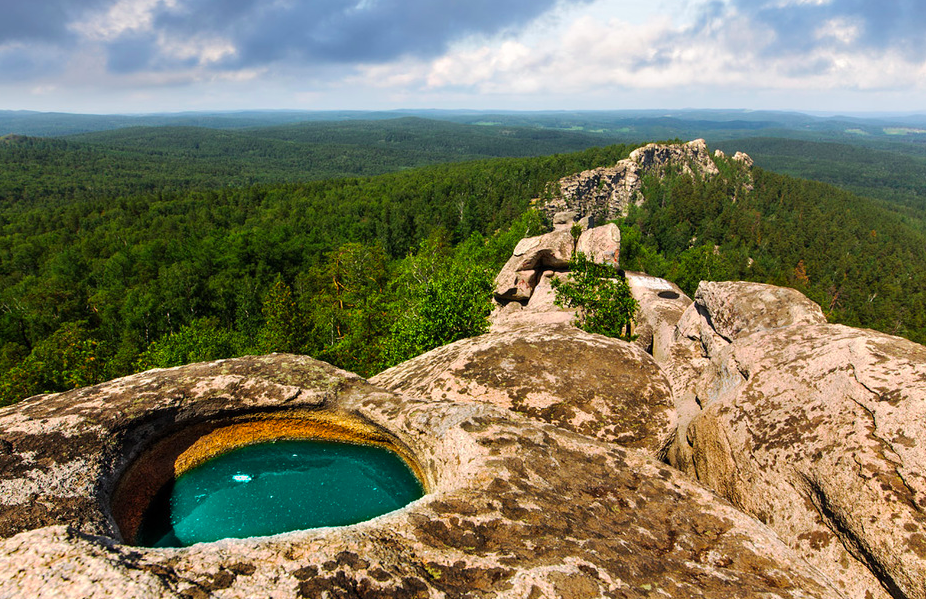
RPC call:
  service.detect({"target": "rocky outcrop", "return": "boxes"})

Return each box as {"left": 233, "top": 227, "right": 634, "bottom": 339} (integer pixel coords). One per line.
{"left": 539, "top": 139, "right": 731, "bottom": 224}
{"left": 491, "top": 221, "right": 621, "bottom": 330}
{"left": 372, "top": 324, "right": 676, "bottom": 454}
{"left": 625, "top": 271, "right": 692, "bottom": 362}
{"left": 0, "top": 353, "right": 844, "bottom": 598}
{"left": 662, "top": 281, "right": 926, "bottom": 599}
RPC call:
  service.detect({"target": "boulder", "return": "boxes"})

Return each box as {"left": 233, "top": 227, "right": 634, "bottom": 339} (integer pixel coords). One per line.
{"left": 372, "top": 324, "right": 676, "bottom": 454}
{"left": 0, "top": 354, "right": 843, "bottom": 598}
{"left": 693, "top": 281, "right": 827, "bottom": 342}
{"left": 576, "top": 222, "right": 620, "bottom": 267}
{"left": 489, "top": 272, "right": 576, "bottom": 331}
{"left": 663, "top": 282, "right": 926, "bottom": 599}
{"left": 552, "top": 210, "right": 578, "bottom": 229}
{"left": 625, "top": 271, "right": 692, "bottom": 362}
{"left": 493, "top": 229, "right": 573, "bottom": 302}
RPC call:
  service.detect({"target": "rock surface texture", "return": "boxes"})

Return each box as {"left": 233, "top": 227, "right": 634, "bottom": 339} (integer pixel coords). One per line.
{"left": 539, "top": 139, "right": 726, "bottom": 224}
{"left": 625, "top": 271, "right": 692, "bottom": 362}
{"left": 662, "top": 281, "right": 926, "bottom": 599}
{"left": 0, "top": 353, "right": 845, "bottom": 598}
{"left": 372, "top": 324, "right": 676, "bottom": 454}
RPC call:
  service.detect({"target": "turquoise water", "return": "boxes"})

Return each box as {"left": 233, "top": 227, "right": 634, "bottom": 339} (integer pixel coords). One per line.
{"left": 137, "top": 440, "right": 423, "bottom": 547}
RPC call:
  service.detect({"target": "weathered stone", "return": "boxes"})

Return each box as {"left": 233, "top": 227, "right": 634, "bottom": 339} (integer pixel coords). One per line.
{"left": 733, "top": 151, "right": 755, "bottom": 167}
{"left": 0, "top": 354, "right": 842, "bottom": 598}
{"left": 539, "top": 139, "right": 741, "bottom": 224}
{"left": 576, "top": 222, "right": 620, "bottom": 267}
{"left": 373, "top": 324, "right": 676, "bottom": 454}
{"left": 662, "top": 282, "right": 926, "bottom": 599}
{"left": 494, "top": 268, "right": 540, "bottom": 302}
{"left": 493, "top": 230, "right": 573, "bottom": 302}
{"left": 625, "top": 271, "right": 692, "bottom": 362}
{"left": 694, "top": 281, "right": 827, "bottom": 342}
{"left": 489, "top": 272, "right": 576, "bottom": 331}
{"left": 552, "top": 210, "right": 578, "bottom": 229}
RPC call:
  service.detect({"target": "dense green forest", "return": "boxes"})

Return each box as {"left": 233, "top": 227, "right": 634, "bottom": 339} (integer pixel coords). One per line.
{"left": 0, "top": 144, "right": 634, "bottom": 404}
{"left": 715, "top": 138, "right": 926, "bottom": 220}
{"left": 0, "top": 119, "right": 611, "bottom": 209}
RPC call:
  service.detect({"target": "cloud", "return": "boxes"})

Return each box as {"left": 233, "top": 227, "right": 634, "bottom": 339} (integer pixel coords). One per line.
{"left": 728, "top": 0, "right": 926, "bottom": 59}
{"left": 0, "top": 0, "right": 111, "bottom": 44}
{"left": 62, "top": 0, "right": 594, "bottom": 74}
{"left": 357, "top": 0, "right": 926, "bottom": 103}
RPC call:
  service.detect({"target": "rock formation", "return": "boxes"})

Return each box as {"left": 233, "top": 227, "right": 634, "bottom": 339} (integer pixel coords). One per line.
{"left": 661, "top": 281, "right": 926, "bottom": 599}
{"left": 538, "top": 139, "right": 733, "bottom": 224}
{"left": 491, "top": 213, "right": 621, "bottom": 331}
{"left": 625, "top": 271, "right": 691, "bottom": 362}
{"left": 0, "top": 354, "right": 844, "bottom": 598}
{"left": 372, "top": 323, "right": 676, "bottom": 454}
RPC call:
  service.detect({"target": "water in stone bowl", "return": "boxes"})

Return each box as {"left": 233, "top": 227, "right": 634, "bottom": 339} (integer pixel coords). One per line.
{"left": 137, "top": 440, "right": 424, "bottom": 547}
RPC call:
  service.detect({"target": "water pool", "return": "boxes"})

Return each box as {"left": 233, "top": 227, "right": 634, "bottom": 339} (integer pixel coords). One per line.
{"left": 137, "top": 439, "right": 424, "bottom": 547}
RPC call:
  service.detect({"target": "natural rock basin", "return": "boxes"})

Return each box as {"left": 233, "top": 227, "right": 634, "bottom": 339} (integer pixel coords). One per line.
{"left": 136, "top": 440, "right": 424, "bottom": 548}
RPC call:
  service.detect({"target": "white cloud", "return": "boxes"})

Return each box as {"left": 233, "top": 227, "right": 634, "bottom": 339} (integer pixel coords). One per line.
{"left": 815, "top": 18, "right": 861, "bottom": 45}
{"left": 70, "top": 0, "right": 179, "bottom": 41}
{"left": 355, "top": 0, "right": 926, "bottom": 104}
{"left": 156, "top": 33, "right": 237, "bottom": 65}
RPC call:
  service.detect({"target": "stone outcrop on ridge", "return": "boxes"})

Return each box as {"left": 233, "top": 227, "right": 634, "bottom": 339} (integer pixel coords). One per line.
{"left": 372, "top": 323, "right": 676, "bottom": 454}
{"left": 538, "top": 139, "right": 732, "bottom": 224}
{"left": 0, "top": 353, "right": 844, "bottom": 598}
{"left": 625, "top": 271, "right": 692, "bottom": 362}
{"left": 491, "top": 216, "right": 621, "bottom": 331}
{"left": 661, "top": 281, "right": 926, "bottom": 599}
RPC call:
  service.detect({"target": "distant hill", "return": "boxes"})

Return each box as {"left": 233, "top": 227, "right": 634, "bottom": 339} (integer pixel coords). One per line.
{"left": 0, "top": 118, "right": 614, "bottom": 209}
{"left": 715, "top": 137, "right": 926, "bottom": 219}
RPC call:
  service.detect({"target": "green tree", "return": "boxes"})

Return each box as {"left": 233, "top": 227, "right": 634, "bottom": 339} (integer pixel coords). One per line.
{"left": 136, "top": 318, "right": 247, "bottom": 370}
{"left": 383, "top": 232, "right": 494, "bottom": 368}
{"left": 551, "top": 252, "right": 638, "bottom": 340}
{"left": 0, "top": 321, "right": 105, "bottom": 406}
{"left": 256, "top": 277, "right": 307, "bottom": 354}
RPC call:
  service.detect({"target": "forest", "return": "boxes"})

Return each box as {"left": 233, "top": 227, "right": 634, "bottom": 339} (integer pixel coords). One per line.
{"left": 0, "top": 143, "right": 633, "bottom": 404}
{"left": 2, "top": 116, "right": 926, "bottom": 406}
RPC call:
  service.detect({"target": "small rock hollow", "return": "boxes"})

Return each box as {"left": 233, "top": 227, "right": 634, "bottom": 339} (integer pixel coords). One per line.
{"left": 112, "top": 411, "right": 426, "bottom": 546}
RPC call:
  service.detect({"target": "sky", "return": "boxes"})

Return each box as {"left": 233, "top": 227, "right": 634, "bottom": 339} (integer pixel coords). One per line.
{"left": 1, "top": 0, "right": 926, "bottom": 114}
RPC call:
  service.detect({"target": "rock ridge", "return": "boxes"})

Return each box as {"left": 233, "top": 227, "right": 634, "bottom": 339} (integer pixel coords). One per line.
{"left": 536, "top": 139, "right": 751, "bottom": 224}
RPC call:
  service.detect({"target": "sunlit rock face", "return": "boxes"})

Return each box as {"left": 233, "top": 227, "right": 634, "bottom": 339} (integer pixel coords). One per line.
{"left": 537, "top": 139, "right": 731, "bottom": 224}
{"left": 372, "top": 323, "right": 677, "bottom": 456}
{"left": 0, "top": 353, "right": 843, "bottom": 598}
{"left": 661, "top": 281, "right": 926, "bottom": 599}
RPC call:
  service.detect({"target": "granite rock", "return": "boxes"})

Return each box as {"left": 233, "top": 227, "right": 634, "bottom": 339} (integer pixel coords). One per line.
{"left": 663, "top": 282, "right": 926, "bottom": 599}
{"left": 0, "top": 353, "right": 842, "bottom": 598}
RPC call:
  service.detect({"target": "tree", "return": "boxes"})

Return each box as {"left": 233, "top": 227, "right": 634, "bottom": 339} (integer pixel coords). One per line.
{"left": 551, "top": 252, "right": 638, "bottom": 340}
{"left": 383, "top": 232, "right": 493, "bottom": 368}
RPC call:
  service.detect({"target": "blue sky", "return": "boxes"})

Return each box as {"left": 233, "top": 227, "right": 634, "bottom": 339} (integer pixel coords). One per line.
{"left": 1, "top": 0, "right": 925, "bottom": 114}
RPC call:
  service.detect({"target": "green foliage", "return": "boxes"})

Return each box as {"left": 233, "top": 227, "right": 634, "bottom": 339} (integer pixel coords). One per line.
{"left": 551, "top": 253, "right": 639, "bottom": 340}
{"left": 136, "top": 318, "right": 249, "bottom": 370}
{"left": 256, "top": 278, "right": 308, "bottom": 355}
{"left": 383, "top": 232, "right": 494, "bottom": 368}
{"left": 0, "top": 322, "right": 105, "bottom": 406}
{"left": 617, "top": 153, "right": 926, "bottom": 343}
{"left": 306, "top": 243, "right": 392, "bottom": 377}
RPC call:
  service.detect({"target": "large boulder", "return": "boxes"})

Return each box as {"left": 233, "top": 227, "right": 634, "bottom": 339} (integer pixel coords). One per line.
{"left": 494, "top": 230, "right": 573, "bottom": 302}
{"left": 663, "top": 282, "right": 926, "bottom": 599}
{"left": 490, "top": 271, "right": 576, "bottom": 331}
{"left": 625, "top": 271, "right": 692, "bottom": 362}
{"left": 372, "top": 324, "right": 676, "bottom": 454}
{"left": 0, "top": 354, "right": 843, "bottom": 598}
{"left": 576, "top": 222, "right": 620, "bottom": 267}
